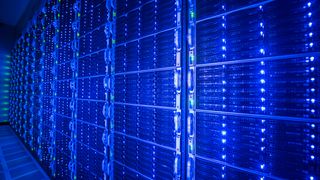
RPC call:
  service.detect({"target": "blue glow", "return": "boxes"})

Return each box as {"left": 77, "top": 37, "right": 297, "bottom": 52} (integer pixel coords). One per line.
{"left": 8, "top": 0, "right": 320, "bottom": 179}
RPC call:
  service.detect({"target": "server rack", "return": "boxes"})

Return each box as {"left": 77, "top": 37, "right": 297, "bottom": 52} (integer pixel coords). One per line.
{"left": 113, "top": 0, "right": 182, "bottom": 179}
{"left": 188, "top": 0, "right": 320, "bottom": 179}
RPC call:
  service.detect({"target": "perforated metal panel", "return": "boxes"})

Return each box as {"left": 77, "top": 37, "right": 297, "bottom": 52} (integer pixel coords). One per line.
{"left": 187, "top": 0, "right": 320, "bottom": 179}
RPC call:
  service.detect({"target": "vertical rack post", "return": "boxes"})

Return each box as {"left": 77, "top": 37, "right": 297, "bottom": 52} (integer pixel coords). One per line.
{"left": 174, "top": 0, "right": 182, "bottom": 179}
{"left": 103, "top": 0, "right": 116, "bottom": 179}
{"left": 187, "top": 0, "right": 196, "bottom": 179}
{"left": 38, "top": 6, "right": 47, "bottom": 162}
{"left": 29, "top": 22, "right": 37, "bottom": 151}
{"left": 69, "top": 1, "right": 80, "bottom": 179}
{"left": 258, "top": 4, "right": 267, "bottom": 180}
{"left": 25, "top": 32, "right": 31, "bottom": 145}
{"left": 305, "top": 1, "right": 317, "bottom": 179}
{"left": 22, "top": 34, "right": 28, "bottom": 143}
{"left": 49, "top": 0, "right": 60, "bottom": 177}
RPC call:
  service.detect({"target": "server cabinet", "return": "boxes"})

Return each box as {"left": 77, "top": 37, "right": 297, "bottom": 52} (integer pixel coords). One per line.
{"left": 187, "top": 0, "right": 320, "bottom": 179}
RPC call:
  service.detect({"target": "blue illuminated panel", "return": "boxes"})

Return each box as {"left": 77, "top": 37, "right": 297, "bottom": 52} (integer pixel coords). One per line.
{"left": 188, "top": 0, "right": 320, "bottom": 179}
{"left": 8, "top": 0, "right": 320, "bottom": 179}
{"left": 114, "top": 0, "right": 182, "bottom": 179}
{"left": 75, "top": 0, "right": 108, "bottom": 179}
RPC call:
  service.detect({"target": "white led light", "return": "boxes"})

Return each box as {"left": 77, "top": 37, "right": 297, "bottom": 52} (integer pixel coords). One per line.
{"left": 308, "top": 22, "right": 312, "bottom": 27}
{"left": 310, "top": 57, "right": 314, "bottom": 61}
{"left": 261, "top": 97, "right": 265, "bottom": 102}
{"left": 260, "top": 79, "right": 265, "bottom": 84}
{"left": 311, "top": 145, "right": 315, "bottom": 149}
{"left": 308, "top": 2, "right": 311, "bottom": 7}
{"left": 222, "top": 139, "right": 226, "bottom": 144}
{"left": 261, "top": 88, "right": 265, "bottom": 93}
{"left": 260, "top": 22, "right": 264, "bottom": 27}
{"left": 311, "top": 134, "right": 315, "bottom": 139}
{"left": 261, "top": 106, "right": 266, "bottom": 111}
{"left": 260, "top": 70, "right": 265, "bottom": 75}
{"left": 309, "top": 42, "right": 314, "bottom": 47}
{"left": 311, "top": 99, "right": 315, "bottom": 103}
{"left": 310, "top": 67, "right": 315, "bottom": 71}
{"left": 311, "top": 155, "right": 315, "bottom": 160}
{"left": 221, "top": 131, "right": 226, "bottom": 136}
{"left": 309, "top": 32, "right": 313, "bottom": 37}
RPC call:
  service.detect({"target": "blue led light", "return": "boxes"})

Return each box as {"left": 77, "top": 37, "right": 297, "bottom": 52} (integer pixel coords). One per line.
{"left": 308, "top": 2, "right": 312, "bottom": 7}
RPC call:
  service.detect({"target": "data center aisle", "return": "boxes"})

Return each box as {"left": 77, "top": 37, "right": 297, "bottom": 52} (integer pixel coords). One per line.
{"left": 0, "top": 126, "right": 49, "bottom": 180}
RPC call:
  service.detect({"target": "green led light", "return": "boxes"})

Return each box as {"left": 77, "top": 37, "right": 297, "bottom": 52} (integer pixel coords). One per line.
{"left": 190, "top": 11, "right": 195, "bottom": 18}
{"left": 113, "top": 12, "right": 116, "bottom": 17}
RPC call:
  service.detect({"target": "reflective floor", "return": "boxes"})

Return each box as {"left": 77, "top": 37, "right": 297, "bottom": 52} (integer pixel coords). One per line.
{"left": 0, "top": 126, "right": 48, "bottom": 180}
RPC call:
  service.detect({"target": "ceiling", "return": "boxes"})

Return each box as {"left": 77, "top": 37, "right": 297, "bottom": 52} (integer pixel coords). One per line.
{"left": 0, "top": 0, "right": 41, "bottom": 50}
{"left": 0, "top": 0, "right": 31, "bottom": 26}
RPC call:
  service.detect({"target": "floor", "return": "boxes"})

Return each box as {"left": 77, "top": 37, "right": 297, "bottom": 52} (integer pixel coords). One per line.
{"left": 0, "top": 126, "right": 49, "bottom": 180}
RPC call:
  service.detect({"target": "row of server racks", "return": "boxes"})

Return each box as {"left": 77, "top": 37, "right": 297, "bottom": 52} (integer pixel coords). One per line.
{"left": 8, "top": 0, "right": 320, "bottom": 179}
